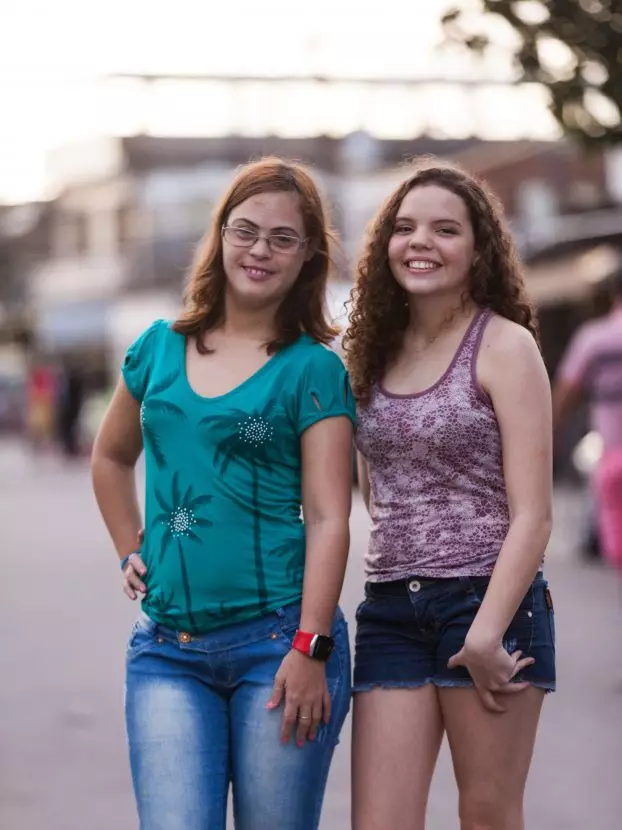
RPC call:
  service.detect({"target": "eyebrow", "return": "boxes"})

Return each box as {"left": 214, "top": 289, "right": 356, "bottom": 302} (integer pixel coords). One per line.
{"left": 231, "top": 218, "right": 302, "bottom": 235}
{"left": 395, "top": 216, "right": 463, "bottom": 227}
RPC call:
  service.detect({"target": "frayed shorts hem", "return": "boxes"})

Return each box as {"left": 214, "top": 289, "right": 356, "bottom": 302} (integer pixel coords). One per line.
{"left": 352, "top": 678, "right": 556, "bottom": 694}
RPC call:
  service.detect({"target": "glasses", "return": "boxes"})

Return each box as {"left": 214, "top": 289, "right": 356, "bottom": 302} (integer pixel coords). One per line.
{"left": 222, "top": 225, "right": 307, "bottom": 254}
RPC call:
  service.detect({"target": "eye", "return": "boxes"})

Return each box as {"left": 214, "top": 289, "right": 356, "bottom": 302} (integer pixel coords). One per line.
{"left": 437, "top": 227, "right": 458, "bottom": 235}
{"left": 393, "top": 225, "right": 412, "bottom": 235}
{"left": 231, "top": 227, "right": 256, "bottom": 240}
{"left": 270, "top": 234, "right": 299, "bottom": 249}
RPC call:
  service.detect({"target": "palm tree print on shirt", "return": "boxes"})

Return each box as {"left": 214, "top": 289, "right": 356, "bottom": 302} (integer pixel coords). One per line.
{"left": 141, "top": 371, "right": 185, "bottom": 468}
{"left": 151, "top": 472, "right": 213, "bottom": 628}
{"left": 201, "top": 403, "right": 280, "bottom": 613}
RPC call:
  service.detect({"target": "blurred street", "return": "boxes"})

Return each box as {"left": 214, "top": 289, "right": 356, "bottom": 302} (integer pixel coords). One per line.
{"left": 1, "top": 439, "right": 620, "bottom": 830}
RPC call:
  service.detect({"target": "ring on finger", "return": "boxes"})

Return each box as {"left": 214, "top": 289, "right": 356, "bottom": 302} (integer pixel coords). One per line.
{"left": 298, "top": 714, "right": 312, "bottom": 720}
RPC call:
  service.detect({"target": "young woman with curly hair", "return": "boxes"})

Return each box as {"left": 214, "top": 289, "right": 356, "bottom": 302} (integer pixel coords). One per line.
{"left": 91, "top": 158, "right": 355, "bottom": 830}
{"left": 344, "top": 160, "right": 555, "bottom": 830}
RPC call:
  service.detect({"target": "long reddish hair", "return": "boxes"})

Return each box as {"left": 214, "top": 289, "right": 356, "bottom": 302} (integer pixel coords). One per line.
{"left": 174, "top": 157, "right": 338, "bottom": 353}
{"left": 344, "top": 158, "right": 539, "bottom": 404}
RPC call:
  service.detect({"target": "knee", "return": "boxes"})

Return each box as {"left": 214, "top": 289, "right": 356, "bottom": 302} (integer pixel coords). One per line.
{"left": 459, "top": 789, "right": 522, "bottom": 830}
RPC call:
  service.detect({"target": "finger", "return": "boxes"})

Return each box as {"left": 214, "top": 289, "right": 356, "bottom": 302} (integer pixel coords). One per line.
{"left": 498, "top": 681, "right": 531, "bottom": 695}
{"left": 266, "top": 679, "right": 285, "bottom": 711}
{"left": 123, "top": 581, "right": 137, "bottom": 601}
{"left": 295, "top": 709, "right": 314, "bottom": 746}
{"left": 477, "top": 686, "right": 505, "bottom": 714}
{"left": 125, "top": 567, "right": 147, "bottom": 594}
{"left": 322, "top": 687, "right": 332, "bottom": 725}
{"left": 447, "top": 649, "right": 465, "bottom": 670}
{"left": 128, "top": 553, "right": 147, "bottom": 577}
{"left": 281, "top": 700, "right": 298, "bottom": 744}
{"left": 512, "top": 657, "right": 535, "bottom": 676}
{"left": 138, "top": 528, "right": 145, "bottom": 545}
{"left": 308, "top": 700, "right": 324, "bottom": 741}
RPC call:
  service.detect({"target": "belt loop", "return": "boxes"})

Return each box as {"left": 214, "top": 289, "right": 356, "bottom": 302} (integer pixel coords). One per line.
{"left": 274, "top": 607, "right": 286, "bottom": 620}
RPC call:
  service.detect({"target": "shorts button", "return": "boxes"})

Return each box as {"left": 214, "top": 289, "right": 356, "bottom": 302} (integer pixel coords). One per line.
{"left": 179, "top": 632, "right": 192, "bottom": 644}
{"left": 408, "top": 580, "right": 421, "bottom": 593}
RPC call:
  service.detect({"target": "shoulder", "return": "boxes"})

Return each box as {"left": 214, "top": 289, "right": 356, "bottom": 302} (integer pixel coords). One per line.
{"left": 288, "top": 336, "right": 346, "bottom": 373}
{"left": 480, "top": 313, "right": 541, "bottom": 366}
{"left": 129, "top": 318, "right": 172, "bottom": 350}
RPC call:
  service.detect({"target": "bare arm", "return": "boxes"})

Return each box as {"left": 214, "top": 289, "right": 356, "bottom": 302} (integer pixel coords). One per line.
{"left": 91, "top": 378, "right": 144, "bottom": 564}
{"left": 357, "top": 451, "right": 371, "bottom": 513}
{"left": 470, "top": 319, "right": 553, "bottom": 644}
{"left": 299, "top": 415, "right": 354, "bottom": 634}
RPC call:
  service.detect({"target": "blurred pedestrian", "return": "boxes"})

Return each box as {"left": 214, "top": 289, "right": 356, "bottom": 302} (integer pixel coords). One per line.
{"left": 553, "top": 264, "right": 622, "bottom": 570}
{"left": 91, "top": 158, "right": 355, "bottom": 830}
{"left": 344, "top": 160, "right": 555, "bottom": 830}
{"left": 25, "top": 357, "right": 56, "bottom": 453}
{"left": 56, "top": 359, "right": 85, "bottom": 458}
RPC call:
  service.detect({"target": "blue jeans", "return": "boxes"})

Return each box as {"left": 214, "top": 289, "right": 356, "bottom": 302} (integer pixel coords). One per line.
{"left": 125, "top": 602, "right": 351, "bottom": 830}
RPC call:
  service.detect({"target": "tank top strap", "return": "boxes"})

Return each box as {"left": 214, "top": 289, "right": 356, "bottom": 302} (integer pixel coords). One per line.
{"left": 449, "top": 307, "right": 492, "bottom": 383}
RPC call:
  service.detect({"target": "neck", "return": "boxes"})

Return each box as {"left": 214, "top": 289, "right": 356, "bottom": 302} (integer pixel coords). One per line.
{"left": 406, "top": 292, "right": 476, "bottom": 343}
{"left": 220, "top": 292, "right": 278, "bottom": 343}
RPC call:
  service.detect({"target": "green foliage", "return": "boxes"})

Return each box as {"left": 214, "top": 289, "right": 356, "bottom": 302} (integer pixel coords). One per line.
{"left": 443, "top": 0, "right": 622, "bottom": 145}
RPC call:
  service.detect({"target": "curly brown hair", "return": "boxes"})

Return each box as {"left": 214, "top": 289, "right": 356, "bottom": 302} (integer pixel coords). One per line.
{"left": 343, "top": 158, "right": 539, "bottom": 404}
{"left": 174, "top": 157, "right": 338, "bottom": 353}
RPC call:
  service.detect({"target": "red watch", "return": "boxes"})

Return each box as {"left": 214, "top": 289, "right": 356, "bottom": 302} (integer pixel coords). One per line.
{"left": 292, "top": 629, "right": 335, "bottom": 662}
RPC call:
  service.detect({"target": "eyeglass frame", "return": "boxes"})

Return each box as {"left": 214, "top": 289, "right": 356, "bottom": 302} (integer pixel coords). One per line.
{"left": 221, "top": 224, "right": 309, "bottom": 254}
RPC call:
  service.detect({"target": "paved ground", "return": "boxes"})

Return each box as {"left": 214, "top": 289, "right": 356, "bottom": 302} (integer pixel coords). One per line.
{"left": 1, "top": 440, "right": 621, "bottom": 829}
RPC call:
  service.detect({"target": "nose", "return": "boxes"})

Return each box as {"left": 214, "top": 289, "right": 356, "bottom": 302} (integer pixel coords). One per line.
{"left": 249, "top": 236, "right": 271, "bottom": 258}
{"left": 408, "top": 228, "right": 432, "bottom": 249}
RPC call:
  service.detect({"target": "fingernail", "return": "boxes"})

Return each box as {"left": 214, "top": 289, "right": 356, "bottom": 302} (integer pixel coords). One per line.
{"left": 297, "top": 740, "right": 304, "bottom": 748}
{"left": 281, "top": 737, "right": 288, "bottom": 745}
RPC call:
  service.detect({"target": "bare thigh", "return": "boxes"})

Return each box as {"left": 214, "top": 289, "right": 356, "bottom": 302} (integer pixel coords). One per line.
{"left": 439, "top": 687, "right": 545, "bottom": 830}
{"left": 351, "top": 686, "right": 444, "bottom": 830}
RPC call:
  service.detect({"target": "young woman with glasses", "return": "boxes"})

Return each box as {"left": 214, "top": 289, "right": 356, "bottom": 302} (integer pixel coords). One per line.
{"left": 91, "top": 158, "right": 355, "bottom": 830}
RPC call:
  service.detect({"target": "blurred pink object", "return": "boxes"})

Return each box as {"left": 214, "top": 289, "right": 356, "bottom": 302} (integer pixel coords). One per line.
{"left": 594, "top": 448, "right": 622, "bottom": 569}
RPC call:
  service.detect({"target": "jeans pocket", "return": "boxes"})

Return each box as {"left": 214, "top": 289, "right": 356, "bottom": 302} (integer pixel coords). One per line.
{"left": 127, "top": 612, "right": 158, "bottom": 660}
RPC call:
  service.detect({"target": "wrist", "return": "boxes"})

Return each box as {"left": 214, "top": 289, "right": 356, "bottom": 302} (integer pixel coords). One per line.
{"left": 292, "top": 629, "right": 335, "bottom": 661}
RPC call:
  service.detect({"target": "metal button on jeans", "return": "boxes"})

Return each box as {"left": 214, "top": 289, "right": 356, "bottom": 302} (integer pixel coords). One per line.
{"left": 179, "top": 632, "right": 192, "bottom": 644}
{"left": 408, "top": 580, "right": 421, "bottom": 593}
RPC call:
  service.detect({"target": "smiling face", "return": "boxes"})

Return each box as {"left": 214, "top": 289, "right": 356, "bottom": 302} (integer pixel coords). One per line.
{"left": 388, "top": 184, "right": 476, "bottom": 302}
{"left": 221, "top": 190, "right": 312, "bottom": 311}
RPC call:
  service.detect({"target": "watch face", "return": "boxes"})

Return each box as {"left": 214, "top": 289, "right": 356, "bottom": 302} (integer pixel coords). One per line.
{"left": 310, "top": 635, "right": 335, "bottom": 661}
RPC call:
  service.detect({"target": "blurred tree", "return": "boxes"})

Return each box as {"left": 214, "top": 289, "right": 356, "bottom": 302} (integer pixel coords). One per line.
{"left": 443, "top": 0, "right": 622, "bottom": 146}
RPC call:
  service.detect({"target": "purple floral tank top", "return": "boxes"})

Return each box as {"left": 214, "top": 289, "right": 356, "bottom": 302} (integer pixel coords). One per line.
{"left": 356, "top": 309, "right": 509, "bottom": 580}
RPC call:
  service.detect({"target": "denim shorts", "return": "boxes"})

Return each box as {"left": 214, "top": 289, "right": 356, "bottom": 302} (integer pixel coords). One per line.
{"left": 353, "top": 572, "right": 556, "bottom": 693}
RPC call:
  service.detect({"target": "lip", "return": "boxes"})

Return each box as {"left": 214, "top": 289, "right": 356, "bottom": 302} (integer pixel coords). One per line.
{"left": 242, "top": 265, "right": 275, "bottom": 282}
{"left": 404, "top": 258, "right": 443, "bottom": 271}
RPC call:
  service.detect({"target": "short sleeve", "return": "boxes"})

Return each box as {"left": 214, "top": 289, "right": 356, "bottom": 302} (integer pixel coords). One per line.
{"left": 557, "top": 324, "right": 595, "bottom": 389}
{"left": 122, "top": 319, "right": 167, "bottom": 402}
{"left": 294, "top": 346, "right": 356, "bottom": 435}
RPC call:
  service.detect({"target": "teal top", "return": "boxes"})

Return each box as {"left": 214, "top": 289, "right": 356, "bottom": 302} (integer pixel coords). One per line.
{"left": 122, "top": 320, "right": 356, "bottom": 634}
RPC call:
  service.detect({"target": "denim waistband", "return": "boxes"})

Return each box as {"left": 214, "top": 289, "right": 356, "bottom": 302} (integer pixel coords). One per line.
{"left": 136, "top": 602, "right": 346, "bottom": 652}
{"left": 366, "top": 572, "right": 544, "bottom": 599}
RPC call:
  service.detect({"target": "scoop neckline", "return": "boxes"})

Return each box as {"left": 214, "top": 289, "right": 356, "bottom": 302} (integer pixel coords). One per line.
{"left": 378, "top": 309, "right": 484, "bottom": 400}
{"left": 179, "top": 331, "right": 300, "bottom": 403}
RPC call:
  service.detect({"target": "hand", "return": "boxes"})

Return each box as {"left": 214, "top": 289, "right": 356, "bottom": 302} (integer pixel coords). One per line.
{"left": 447, "top": 635, "right": 535, "bottom": 714}
{"left": 122, "top": 527, "right": 147, "bottom": 600}
{"left": 266, "top": 649, "right": 331, "bottom": 747}
{"left": 122, "top": 552, "right": 147, "bottom": 600}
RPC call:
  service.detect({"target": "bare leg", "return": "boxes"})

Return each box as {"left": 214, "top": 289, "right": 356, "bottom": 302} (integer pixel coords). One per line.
{"left": 439, "top": 687, "right": 545, "bottom": 830}
{"left": 351, "top": 686, "right": 444, "bottom": 830}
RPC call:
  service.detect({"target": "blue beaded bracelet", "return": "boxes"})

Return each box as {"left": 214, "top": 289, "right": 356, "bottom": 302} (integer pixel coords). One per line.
{"left": 120, "top": 551, "right": 139, "bottom": 571}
